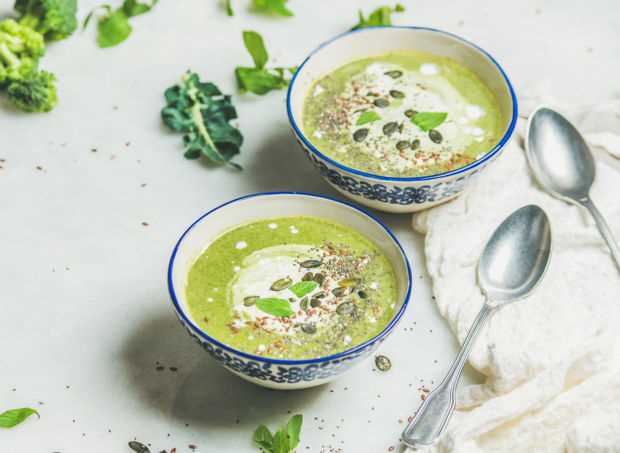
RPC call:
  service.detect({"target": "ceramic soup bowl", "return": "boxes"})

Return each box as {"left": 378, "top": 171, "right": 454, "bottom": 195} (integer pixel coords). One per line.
{"left": 287, "top": 26, "right": 518, "bottom": 213}
{"left": 168, "top": 192, "right": 412, "bottom": 390}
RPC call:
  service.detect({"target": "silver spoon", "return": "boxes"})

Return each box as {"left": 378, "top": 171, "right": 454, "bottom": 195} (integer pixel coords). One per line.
{"left": 401, "top": 205, "right": 552, "bottom": 449}
{"left": 526, "top": 106, "right": 620, "bottom": 269}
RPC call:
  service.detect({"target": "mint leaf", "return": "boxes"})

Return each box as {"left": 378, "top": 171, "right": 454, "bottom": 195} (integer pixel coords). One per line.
{"left": 289, "top": 281, "right": 318, "bottom": 298}
{"left": 256, "top": 298, "right": 294, "bottom": 317}
{"left": 356, "top": 110, "right": 381, "bottom": 126}
{"left": 253, "top": 424, "right": 274, "bottom": 451}
{"left": 251, "top": 0, "right": 293, "bottom": 17}
{"left": 0, "top": 408, "right": 39, "bottom": 428}
{"left": 97, "top": 9, "right": 132, "bottom": 48}
{"left": 243, "top": 31, "right": 269, "bottom": 69}
{"left": 287, "top": 415, "right": 303, "bottom": 450}
{"left": 352, "top": 4, "right": 405, "bottom": 30}
{"left": 411, "top": 111, "right": 448, "bottom": 132}
{"left": 162, "top": 71, "right": 243, "bottom": 169}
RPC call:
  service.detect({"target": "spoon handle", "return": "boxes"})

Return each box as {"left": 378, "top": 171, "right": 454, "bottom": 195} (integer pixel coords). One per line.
{"left": 401, "top": 303, "right": 493, "bottom": 449}
{"left": 581, "top": 198, "right": 620, "bottom": 269}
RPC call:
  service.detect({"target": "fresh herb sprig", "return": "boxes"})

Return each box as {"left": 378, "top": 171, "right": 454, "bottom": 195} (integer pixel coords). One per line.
{"left": 162, "top": 71, "right": 243, "bottom": 169}
{"left": 352, "top": 4, "right": 405, "bottom": 30}
{"left": 226, "top": 0, "right": 293, "bottom": 17}
{"left": 84, "top": 0, "right": 158, "bottom": 48}
{"left": 0, "top": 408, "right": 39, "bottom": 428}
{"left": 253, "top": 414, "right": 303, "bottom": 453}
{"left": 235, "top": 30, "right": 296, "bottom": 95}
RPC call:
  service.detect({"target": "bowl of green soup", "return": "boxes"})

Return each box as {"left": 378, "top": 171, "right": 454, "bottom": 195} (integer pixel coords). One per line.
{"left": 168, "top": 192, "right": 412, "bottom": 389}
{"left": 287, "top": 26, "right": 517, "bottom": 213}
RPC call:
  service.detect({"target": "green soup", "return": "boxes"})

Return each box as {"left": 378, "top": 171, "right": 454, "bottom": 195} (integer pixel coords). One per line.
{"left": 185, "top": 216, "right": 398, "bottom": 360}
{"left": 302, "top": 52, "right": 505, "bottom": 177}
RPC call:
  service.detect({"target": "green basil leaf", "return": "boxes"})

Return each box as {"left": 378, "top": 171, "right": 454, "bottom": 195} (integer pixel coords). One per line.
{"left": 243, "top": 30, "right": 269, "bottom": 69}
{"left": 356, "top": 110, "right": 381, "bottom": 126}
{"left": 235, "top": 67, "right": 288, "bottom": 95}
{"left": 289, "top": 281, "right": 318, "bottom": 298}
{"left": 272, "top": 429, "right": 289, "bottom": 453}
{"left": 253, "top": 424, "right": 274, "bottom": 451}
{"left": 352, "top": 4, "right": 405, "bottom": 30}
{"left": 286, "top": 414, "right": 303, "bottom": 450}
{"left": 256, "top": 298, "right": 294, "bottom": 317}
{"left": 0, "top": 408, "right": 39, "bottom": 428}
{"left": 411, "top": 111, "right": 448, "bottom": 132}
{"left": 251, "top": 0, "right": 293, "bottom": 17}
{"left": 97, "top": 9, "right": 132, "bottom": 48}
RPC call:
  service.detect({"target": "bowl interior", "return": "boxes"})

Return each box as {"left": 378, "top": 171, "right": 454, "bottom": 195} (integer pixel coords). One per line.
{"left": 289, "top": 27, "right": 515, "bottom": 160}
{"left": 169, "top": 193, "right": 411, "bottom": 355}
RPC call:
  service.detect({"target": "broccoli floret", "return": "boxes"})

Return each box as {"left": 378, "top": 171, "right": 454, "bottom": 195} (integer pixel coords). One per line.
{"left": 6, "top": 69, "right": 57, "bottom": 112}
{"left": 0, "top": 18, "right": 45, "bottom": 84}
{"left": 15, "top": 0, "right": 78, "bottom": 41}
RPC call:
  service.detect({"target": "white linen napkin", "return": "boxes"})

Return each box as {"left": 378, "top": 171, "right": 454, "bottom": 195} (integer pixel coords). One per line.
{"left": 411, "top": 94, "right": 620, "bottom": 452}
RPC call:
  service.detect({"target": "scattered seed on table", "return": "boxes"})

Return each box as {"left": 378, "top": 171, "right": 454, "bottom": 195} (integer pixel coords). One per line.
{"left": 375, "top": 355, "right": 392, "bottom": 372}
{"left": 128, "top": 441, "right": 150, "bottom": 453}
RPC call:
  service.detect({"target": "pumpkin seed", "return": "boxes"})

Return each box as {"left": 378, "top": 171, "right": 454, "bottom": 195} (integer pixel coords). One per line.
{"left": 396, "top": 140, "right": 410, "bottom": 151}
{"left": 301, "top": 323, "right": 317, "bottom": 334}
{"left": 384, "top": 70, "right": 403, "bottom": 79}
{"left": 375, "top": 355, "right": 392, "bottom": 372}
{"left": 301, "top": 272, "right": 314, "bottom": 281}
{"left": 332, "top": 287, "right": 350, "bottom": 297}
{"left": 338, "top": 278, "right": 361, "bottom": 288}
{"left": 390, "top": 89, "right": 405, "bottom": 99}
{"left": 300, "top": 259, "right": 322, "bottom": 268}
{"left": 429, "top": 129, "right": 443, "bottom": 144}
{"left": 336, "top": 301, "right": 356, "bottom": 316}
{"left": 398, "top": 122, "right": 404, "bottom": 134}
{"left": 382, "top": 121, "right": 398, "bottom": 136}
{"left": 128, "top": 441, "right": 150, "bottom": 453}
{"left": 313, "top": 273, "right": 325, "bottom": 285}
{"left": 270, "top": 277, "right": 292, "bottom": 291}
{"left": 358, "top": 290, "right": 368, "bottom": 299}
{"left": 300, "top": 297, "right": 309, "bottom": 310}
{"left": 374, "top": 98, "right": 390, "bottom": 108}
{"left": 310, "top": 297, "right": 321, "bottom": 308}
{"left": 367, "top": 91, "right": 380, "bottom": 97}
{"left": 314, "top": 291, "right": 326, "bottom": 299}
{"left": 404, "top": 109, "right": 418, "bottom": 118}
{"left": 411, "top": 138, "right": 421, "bottom": 150}
{"left": 243, "top": 296, "right": 259, "bottom": 307}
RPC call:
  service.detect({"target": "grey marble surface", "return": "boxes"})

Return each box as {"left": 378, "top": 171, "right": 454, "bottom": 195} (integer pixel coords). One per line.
{"left": 1, "top": 0, "right": 619, "bottom": 452}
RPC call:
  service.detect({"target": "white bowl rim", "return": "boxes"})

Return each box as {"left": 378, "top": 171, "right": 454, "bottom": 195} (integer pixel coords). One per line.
{"left": 286, "top": 25, "right": 519, "bottom": 183}
{"left": 167, "top": 191, "right": 413, "bottom": 366}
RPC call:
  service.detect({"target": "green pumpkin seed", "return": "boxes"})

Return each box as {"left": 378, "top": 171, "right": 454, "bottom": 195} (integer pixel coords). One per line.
{"left": 302, "top": 272, "right": 314, "bottom": 281}
{"left": 336, "top": 301, "right": 355, "bottom": 316}
{"left": 374, "top": 98, "right": 390, "bottom": 108}
{"left": 129, "top": 441, "right": 150, "bottom": 453}
{"left": 429, "top": 129, "right": 443, "bottom": 144}
{"left": 358, "top": 290, "right": 368, "bottom": 299}
{"left": 300, "top": 297, "right": 309, "bottom": 310}
{"left": 411, "top": 138, "right": 421, "bottom": 150}
{"left": 404, "top": 109, "right": 418, "bottom": 118}
{"left": 353, "top": 128, "right": 369, "bottom": 142}
{"left": 270, "top": 277, "right": 293, "bottom": 291}
{"left": 310, "top": 297, "right": 321, "bottom": 308}
{"left": 384, "top": 70, "right": 403, "bottom": 79}
{"left": 314, "top": 291, "right": 326, "bottom": 299}
{"left": 375, "top": 355, "right": 392, "bottom": 372}
{"left": 301, "top": 323, "right": 317, "bottom": 334}
{"left": 332, "top": 286, "right": 350, "bottom": 297}
{"left": 382, "top": 122, "right": 398, "bottom": 136}
{"left": 243, "top": 296, "right": 259, "bottom": 307}
{"left": 313, "top": 273, "right": 325, "bottom": 285}
{"left": 396, "top": 140, "right": 410, "bottom": 151}
{"left": 390, "top": 89, "right": 405, "bottom": 99}
{"left": 338, "top": 278, "right": 361, "bottom": 288}
{"left": 300, "top": 259, "right": 322, "bottom": 268}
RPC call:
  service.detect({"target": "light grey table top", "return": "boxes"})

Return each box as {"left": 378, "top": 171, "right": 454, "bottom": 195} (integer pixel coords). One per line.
{"left": 2, "top": 1, "right": 619, "bottom": 452}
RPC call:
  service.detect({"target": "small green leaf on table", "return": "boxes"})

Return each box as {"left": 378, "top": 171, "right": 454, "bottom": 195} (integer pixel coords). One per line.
{"left": 352, "top": 4, "right": 405, "bottom": 30}
{"left": 0, "top": 408, "right": 39, "bottom": 428}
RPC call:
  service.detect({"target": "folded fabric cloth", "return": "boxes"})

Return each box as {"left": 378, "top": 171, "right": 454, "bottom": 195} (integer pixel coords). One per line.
{"left": 411, "top": 95, "right": 620, "bottom": 452}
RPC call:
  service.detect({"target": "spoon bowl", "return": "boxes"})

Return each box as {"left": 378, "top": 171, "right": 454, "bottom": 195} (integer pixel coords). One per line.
{"left": 526, "top": 107, "right": 595, "bottom": 202}
{"left": 478, "top": 205, "right": 552, "bottom": 303}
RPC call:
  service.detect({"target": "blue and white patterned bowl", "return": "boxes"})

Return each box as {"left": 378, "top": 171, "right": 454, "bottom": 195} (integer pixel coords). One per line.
{"left": 287, "top": 26, "right": 518, "bottom": 213}
{"left": 168, "top": 192, "right": 412, "bottom": 390}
